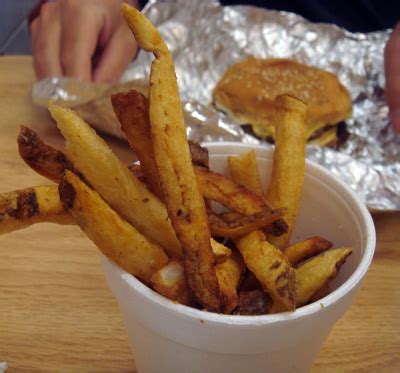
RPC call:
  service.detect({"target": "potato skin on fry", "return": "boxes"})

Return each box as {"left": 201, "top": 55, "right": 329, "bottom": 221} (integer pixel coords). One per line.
{"left": 18, "top": 126, "right": 82, "bottom": 183}
{"left": 60, "top": 171, "right": 168, "bottom": 284}
{"left": 111, "top": 90, "right": 164, "bottom": 200}
{"left": 296, "top": 247, "right": 352, "bottom": 306}
{"left": 266, "top": 95, "right": 308, "bottom": 248}
{"left": 195, "top": 166, "right": 268, "bottom": 215}
{"left": 235, "top": 230, "right": 296, "bottom": 310}
{"left": 122, "top": 5, "right": 221, "bottom": 311}
{"left": 0, "top": 185, "right": 72, "bottom": 234}
{"left": 208, "top": 209, "right": 285, "bottom": 238}
{"left": 196, "top": 166, "right": 287, "bottom": 236}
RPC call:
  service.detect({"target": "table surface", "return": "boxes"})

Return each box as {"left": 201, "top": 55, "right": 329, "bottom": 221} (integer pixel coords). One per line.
{"left": 0, "top": 56, "right": 399, "bottom": 373}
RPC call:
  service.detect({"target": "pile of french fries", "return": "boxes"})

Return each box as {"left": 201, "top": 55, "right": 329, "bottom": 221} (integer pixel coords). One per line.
{"left": 0, "top": 5, "right": 353, "bottom": 315}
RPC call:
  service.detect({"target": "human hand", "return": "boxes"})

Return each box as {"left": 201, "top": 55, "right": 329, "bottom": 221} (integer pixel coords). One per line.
{"left": 385, "top": 22, "right": 400, "bottom": 133}
{"left": 30, "top": 0, "right": 139, "bottom": 83}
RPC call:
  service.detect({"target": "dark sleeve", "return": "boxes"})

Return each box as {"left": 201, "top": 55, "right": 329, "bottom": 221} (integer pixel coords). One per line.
{"left": 221, "top": 0, "right": 399, "bottom": 32}
{"left": 138, "top": 0, "right": 148, "bottom": 10}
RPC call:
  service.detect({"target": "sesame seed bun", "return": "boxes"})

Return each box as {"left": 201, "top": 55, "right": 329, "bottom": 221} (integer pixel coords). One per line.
{"left": 212, "top": 58, "right": 352, "bottom": 142}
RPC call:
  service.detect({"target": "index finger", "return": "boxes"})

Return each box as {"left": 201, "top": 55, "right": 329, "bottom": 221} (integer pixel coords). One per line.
{"left": 385, "top": 23, "right": 400, "bottom": 132}
{"left": 60, "top": 5, "right": 101, "bottom": 81}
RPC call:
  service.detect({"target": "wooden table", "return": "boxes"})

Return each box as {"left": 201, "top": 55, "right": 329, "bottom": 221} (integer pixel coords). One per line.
{"left": 0, "top": 56, "right": 399, "bottom": 372}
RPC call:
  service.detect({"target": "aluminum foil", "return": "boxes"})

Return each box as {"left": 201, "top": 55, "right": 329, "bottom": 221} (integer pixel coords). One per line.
{"left": 32, "top": 0, "right": 399, "bottom": 211}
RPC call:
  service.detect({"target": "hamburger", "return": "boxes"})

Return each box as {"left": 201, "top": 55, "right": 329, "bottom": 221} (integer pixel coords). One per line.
{"left": 212, "top": 58, "right": 352, "bottom": 146}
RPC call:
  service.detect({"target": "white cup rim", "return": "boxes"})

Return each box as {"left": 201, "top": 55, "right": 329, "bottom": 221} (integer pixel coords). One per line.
{"left": 112, "top": 142, "right": 376, "bottom": 326}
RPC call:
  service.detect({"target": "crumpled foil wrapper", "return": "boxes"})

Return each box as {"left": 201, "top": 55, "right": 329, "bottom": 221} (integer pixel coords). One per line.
{"left": 32, "top": 0, "right": 399, "bottom": 211}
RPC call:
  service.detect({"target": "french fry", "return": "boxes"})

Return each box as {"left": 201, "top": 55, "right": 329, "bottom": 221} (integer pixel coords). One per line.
{"left": 18, "top": 126, "right": 83, "bottom": 183}
{"left": 0, "top": 185, "right": 72, "bottom": 234}
{"left": 228, "top": 150, "right": 263, "bottom": 195}
{"left": 266, "top": 95, "right": 308, "bottom": 248}
{"left": 49, "top": 103, "right": 182, "bottom": 259}
{"left": 59, "top": 170, "right": 168, "bottom": 284}
{"left": 216, "top": 252, "right": 245, "bottom": 314}
{"left": 122, "top": 5, "right": 220, "bottom": 311}
{"left": 111, "top": 90, "right": 164, "bottom": 200}
{"left": 210, "top": 238, "right": 232, "bottom": 263}
{"left": 19, "top": 124, "right": 285, "bottom": 241}
{"left": 309, "top": 283, "right": 330, "bottom": 303}
{"left": 296, "top": 248, "right": 353, "bottom": 306}
{"left": 112, "top": 90, "right": 209, "bottom": 170}
{"left": 235, "top": 230, "right": 296, "bottom": 310}
{"left": 208, "top": 209, "right": 285, "bottom": 238}
{"left": 195, "top": 166, "right": 267, "bottom": 215}
{"left": 17, "top": 127, "right": 235, "bottom": 262}
{"left": 283, "top": 236, "right": 333, "bottom": 265}
{"left": 152, "top": 251, "right": 244, "bottom": 313}
{"left": 151, "top": 260, "right": 193, "bottom": 306}
{"left": 235, "top": 290, "right": 272, "bottom": 315}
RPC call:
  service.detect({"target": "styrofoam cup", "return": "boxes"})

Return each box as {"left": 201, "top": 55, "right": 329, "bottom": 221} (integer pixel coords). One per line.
{"left": 101, "top": 142, "right": 376, "bottom": 373}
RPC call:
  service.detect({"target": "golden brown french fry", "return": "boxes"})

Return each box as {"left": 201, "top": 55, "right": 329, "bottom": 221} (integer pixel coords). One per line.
{"left": 111, "top": 90, "right": 164, "bottom": 200}
{"left": 19, "top": 125, "right": 286, "bottom": 240}
{"left": 283, "top": 236, "right": 333, "bottom": 265}
{"left": 59, "top": 170, "right": 168, "bottom": 284}
{"left": 210, "top": 238, "right": 232, "bottom": 263}
{"left": 216, "top": 252, "right": 245, "bottom": 314}
{"left": 208, "top": 209, "right": 285, "bottom": 238}
{"left": 228, "top": 150, "right": 263, "bottom": 195}
{"left": 235, "top": 230, "right": 296, "bottom": 310}
{"left": 0, "top": 185, "right": 73, "bottom": 234}
{"left": 266, "top": 95, "right": 308, "bottom": 248}
{"left": 195, "top": 166, "right": 270, "bottom": 215}
{"left": 112, "top": 90, "right": 209, "bottom": 169}
{"left": 152, "top": 250, "right": 242, "bottom": 312}
{"left": 151, "top": 260, "right": 193, "bottom": 306}
{"left": 49, "top": 103, "right": 182, "bottom": 259}
{"left": 18, "top": 126, "right": 83, "bottom": 183}
{"left": 122, "top": 5, "right": 220, "bottom": 311}
{"left": 235, "top": 290, "right": 272, "bottom": 315}
{"left": 296, "top": 247, "right": 353, "bottom": 306}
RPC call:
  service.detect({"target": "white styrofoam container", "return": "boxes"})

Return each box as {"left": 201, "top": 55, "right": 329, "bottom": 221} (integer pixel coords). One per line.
{"left": 102, "top": 142, "right": 376, "bottom": 373}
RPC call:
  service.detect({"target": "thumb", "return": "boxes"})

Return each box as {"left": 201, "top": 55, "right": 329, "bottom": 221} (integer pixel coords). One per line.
{"left": 385, "top": 23, "right": 400, "bottom": 133}
{"left": 93, "top": 25, "right": 138, "bottom": 83}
